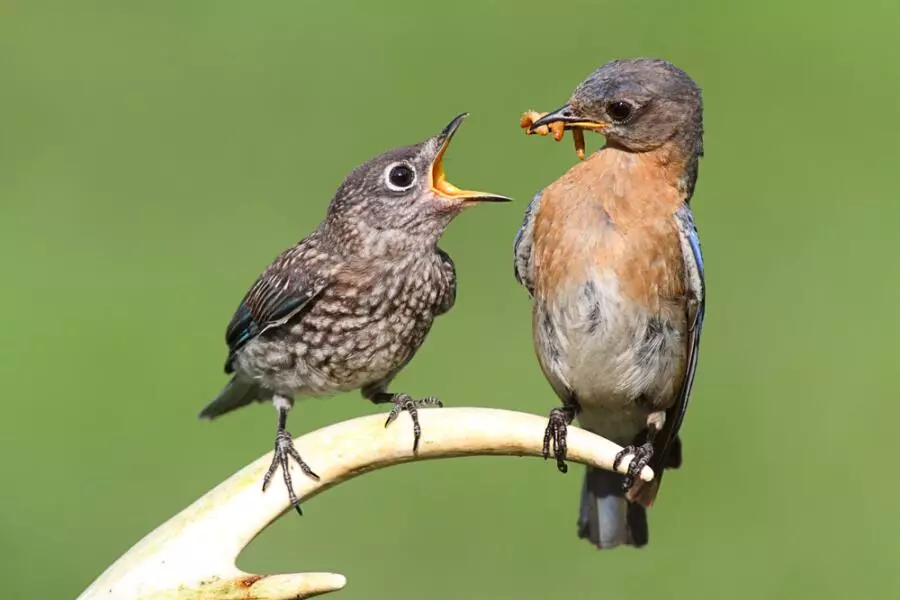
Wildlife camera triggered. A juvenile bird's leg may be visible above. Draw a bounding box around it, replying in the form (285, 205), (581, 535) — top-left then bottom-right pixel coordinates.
(262, 395), (320, 515)
(362, 383), (443, 453)
(542, 396), (581, 474)
(613, 410), (665, 491)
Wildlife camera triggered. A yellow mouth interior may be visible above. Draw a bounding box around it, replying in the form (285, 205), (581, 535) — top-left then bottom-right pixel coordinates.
(430, 139), (477, 200)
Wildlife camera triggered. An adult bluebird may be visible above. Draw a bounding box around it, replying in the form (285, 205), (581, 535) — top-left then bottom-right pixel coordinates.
(513, 59), (705, 548)
(200, 113), (509, 513)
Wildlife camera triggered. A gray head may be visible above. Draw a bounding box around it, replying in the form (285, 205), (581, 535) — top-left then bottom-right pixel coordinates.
(530, 58), (703, 158)
(323, 114), (509, 252)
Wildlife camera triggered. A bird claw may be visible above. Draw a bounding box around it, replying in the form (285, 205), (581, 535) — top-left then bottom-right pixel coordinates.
(613, 442), (654, 491)
(262, 428), (320, 515)
(542, 406), (577, 474)
(384, 393), (443, 454)
(519, 110), (587, 161)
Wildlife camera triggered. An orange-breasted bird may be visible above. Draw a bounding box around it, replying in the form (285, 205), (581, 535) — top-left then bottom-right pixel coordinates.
(513, 58), (706, 548)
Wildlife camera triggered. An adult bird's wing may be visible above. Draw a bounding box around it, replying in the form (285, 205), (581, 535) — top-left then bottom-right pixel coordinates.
(512, 190), (543, 298)
(655, 203), (706, 470)
(223, 240), (332, 374)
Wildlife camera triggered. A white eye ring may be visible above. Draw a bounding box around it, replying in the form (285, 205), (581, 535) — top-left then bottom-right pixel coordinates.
(384, 162), (417, 192)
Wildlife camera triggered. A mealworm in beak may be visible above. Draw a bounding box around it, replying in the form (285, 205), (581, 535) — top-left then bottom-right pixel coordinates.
(550, 121), (565, 141)
(520, 110), (550, 136)
(573, 128), (586, 160)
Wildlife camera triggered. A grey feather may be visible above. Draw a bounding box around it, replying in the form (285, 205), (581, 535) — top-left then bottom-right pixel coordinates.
(512, 190), (542, 298)
(578, 467), (648, 548)
(199, 376), (265, 419)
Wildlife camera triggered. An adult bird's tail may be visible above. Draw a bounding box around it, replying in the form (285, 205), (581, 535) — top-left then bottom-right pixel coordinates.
(198, 377), (263, 419)
(577, 467), (649, 549)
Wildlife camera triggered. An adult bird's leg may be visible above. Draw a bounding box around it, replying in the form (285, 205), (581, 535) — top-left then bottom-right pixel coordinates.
(262, 395), (320, 515)
(613, 410), (665, 491)
(543, 396), (580, 474)
(362, 383), (443, 453)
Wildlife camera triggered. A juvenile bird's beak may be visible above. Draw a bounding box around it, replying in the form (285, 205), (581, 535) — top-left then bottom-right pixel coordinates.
(527, 104), (608, 133)
(430, 113), (511, 206)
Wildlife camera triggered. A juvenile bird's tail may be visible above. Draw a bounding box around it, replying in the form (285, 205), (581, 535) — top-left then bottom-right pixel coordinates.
(199, 377), (263, 419)
(577, 467), (649, 549)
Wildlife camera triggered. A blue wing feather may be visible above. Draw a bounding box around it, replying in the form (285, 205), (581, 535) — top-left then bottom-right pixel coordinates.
(225, 294), (304, 355)
(223, 248), (329, 373)
(225, 304), (256, 350)
(661, 204), (706, 462)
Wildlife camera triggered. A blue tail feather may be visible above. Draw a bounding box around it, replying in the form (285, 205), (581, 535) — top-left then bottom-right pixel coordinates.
(577, 467), (649, 549)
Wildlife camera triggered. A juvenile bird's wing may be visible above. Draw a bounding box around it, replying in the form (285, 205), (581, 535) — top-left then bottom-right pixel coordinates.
(512, 190), (543, 297)
(224, 238), (332, 373)
(657, 203), (706, 467)
(433, 247), (458, 316)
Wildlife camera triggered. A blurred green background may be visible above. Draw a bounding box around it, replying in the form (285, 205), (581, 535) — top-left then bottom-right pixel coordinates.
(3, 1), (900, 598)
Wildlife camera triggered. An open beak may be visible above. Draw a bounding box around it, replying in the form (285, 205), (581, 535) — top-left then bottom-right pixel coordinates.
(430, 113), (511, 205)
(527, 104), (608, 133)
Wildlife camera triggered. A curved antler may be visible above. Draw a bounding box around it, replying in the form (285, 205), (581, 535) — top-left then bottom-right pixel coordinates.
(77, 407), (654, 600)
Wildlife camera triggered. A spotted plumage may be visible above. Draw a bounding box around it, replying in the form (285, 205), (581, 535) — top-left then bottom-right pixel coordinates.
(515, 58), (706, 549)
(201, 113), (509, 513)
(224, 237), (456, 398)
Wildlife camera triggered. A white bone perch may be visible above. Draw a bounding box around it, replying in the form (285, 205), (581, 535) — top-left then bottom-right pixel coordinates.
(77, 407), (654, 600)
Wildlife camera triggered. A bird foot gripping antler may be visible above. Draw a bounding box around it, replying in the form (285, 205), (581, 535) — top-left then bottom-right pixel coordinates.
(76, 408), (654, 600)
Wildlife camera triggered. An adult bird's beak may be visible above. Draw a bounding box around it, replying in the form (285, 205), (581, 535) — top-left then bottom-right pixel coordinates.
(527, 104), (608, 133)
(430, 113), (511, 205)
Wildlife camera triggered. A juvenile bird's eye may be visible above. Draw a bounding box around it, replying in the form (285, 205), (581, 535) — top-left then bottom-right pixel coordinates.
(607, 100), (633, 122)
(385, 163), (417, 191)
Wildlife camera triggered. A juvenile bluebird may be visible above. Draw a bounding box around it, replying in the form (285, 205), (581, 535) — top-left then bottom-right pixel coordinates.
(200, 113), (509, 513)
(513, 59), (705, 548)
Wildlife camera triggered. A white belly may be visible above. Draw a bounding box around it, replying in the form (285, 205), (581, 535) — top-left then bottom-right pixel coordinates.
(534, 271), (686, 443)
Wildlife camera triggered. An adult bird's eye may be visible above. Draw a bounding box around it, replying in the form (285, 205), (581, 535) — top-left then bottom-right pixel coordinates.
(385, 163), (416, 191)
(607, 100), (633, 122)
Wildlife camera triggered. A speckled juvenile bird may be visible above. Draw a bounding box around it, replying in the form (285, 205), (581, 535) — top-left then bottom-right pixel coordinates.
(200, 113), (509, 513)
(514, 59), (706, 548)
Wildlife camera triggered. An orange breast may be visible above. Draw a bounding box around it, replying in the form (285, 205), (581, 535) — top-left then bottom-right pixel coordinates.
(532, 147), (687, 311)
